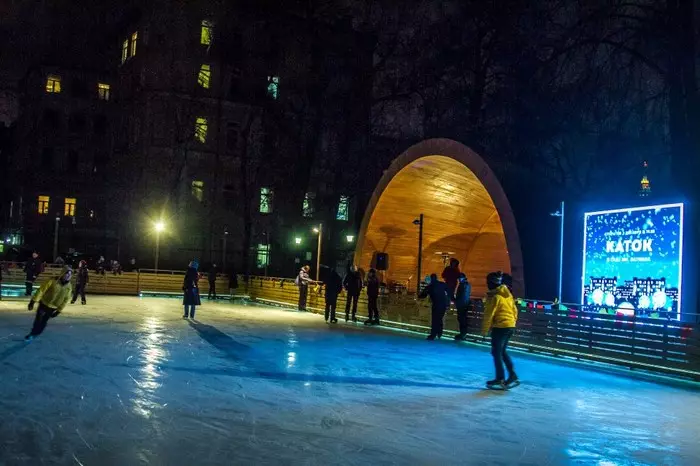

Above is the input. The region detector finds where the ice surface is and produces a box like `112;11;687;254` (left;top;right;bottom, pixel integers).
1;296;699;465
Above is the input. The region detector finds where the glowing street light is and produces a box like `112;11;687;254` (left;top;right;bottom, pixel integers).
294;237;302;245
346;234;354;243
154;220;166;273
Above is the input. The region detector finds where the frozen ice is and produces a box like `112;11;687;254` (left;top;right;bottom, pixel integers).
1;296;699;465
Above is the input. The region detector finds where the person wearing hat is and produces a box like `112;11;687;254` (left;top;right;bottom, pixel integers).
482;271;519;389
183;260;201;319
71;260;90;305
25;265;73;341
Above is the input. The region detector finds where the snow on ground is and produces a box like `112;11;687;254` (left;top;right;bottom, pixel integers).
0;296;698;465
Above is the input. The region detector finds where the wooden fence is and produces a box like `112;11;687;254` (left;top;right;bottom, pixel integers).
242;275;700;382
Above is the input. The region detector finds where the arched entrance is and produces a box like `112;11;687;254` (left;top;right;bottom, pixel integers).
355;138;524;297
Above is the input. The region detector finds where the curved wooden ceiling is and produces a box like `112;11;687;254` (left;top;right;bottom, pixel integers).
356;155;511;297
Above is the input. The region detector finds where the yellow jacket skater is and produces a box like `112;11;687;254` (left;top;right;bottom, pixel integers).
482;271;519;389
25;266;73;341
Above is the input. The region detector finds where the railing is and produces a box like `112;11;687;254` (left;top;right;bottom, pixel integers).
241;275;700;382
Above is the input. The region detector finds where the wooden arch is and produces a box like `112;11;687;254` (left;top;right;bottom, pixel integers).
354;138;524;297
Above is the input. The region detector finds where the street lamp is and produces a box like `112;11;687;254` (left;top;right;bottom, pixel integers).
346;234;354;243
313;224;322;281
413;214;424;295
550;201;565;303
53;214;60;262
154;221;165;274
294;237;302;245
223;225;229;272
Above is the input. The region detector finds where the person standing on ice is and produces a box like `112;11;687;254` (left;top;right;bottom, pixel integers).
453;273;472;340
343;264;363;322
295;265;312;311
71;260;89;305
441;258;461;298
418;274;451;340
482;271;519;389
25;265;73;341
24;251;42;296
364;268;380;325
183;260;201;319
323;266;342;323
207;263;218;300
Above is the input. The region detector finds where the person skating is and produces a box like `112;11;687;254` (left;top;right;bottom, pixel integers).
343;265;363;322
24;251;42;296
183;260;201;319
418;274;451;340
453;273;472;340
365;268;380;325
295;265;312;311
441;258;461;297
323;267;342;323
207;263;218;300
25;265;73;341
71;260;89;305
228;267;238;299
482;271;519;389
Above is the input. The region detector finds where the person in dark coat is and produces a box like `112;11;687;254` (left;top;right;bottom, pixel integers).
364;268;380;325
343;265;363;322
418;273;451;340
441;258;461;299
453;273;472;340
71;260;90;305
183;260;201;319
24;252;41;296
323;268;342;323
207;263;218;300
296;265;312;311
228;268;238;299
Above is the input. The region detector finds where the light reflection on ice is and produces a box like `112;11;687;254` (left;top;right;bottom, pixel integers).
132;317;167;418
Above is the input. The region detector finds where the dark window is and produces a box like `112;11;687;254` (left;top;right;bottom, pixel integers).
68;150;79;171
223;184;236;205
71;78;87;98
69;113;86;133
42;109;61;129
41;147;54;168
94;115;108;135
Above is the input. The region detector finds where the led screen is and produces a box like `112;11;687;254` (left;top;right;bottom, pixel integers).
582;203;683;319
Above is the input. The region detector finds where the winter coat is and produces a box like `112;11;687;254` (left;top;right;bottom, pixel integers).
25;258;41;281
229;272;238;289
419;280;451;311
324;272;343;301
208;268;217;283
76;267;89;286
454;281;471;309
182;267;201;306
441;265;461;295
366;276;380;298
481;285;518;335
343;270;363;295
296;268;311;287
33;277;72;312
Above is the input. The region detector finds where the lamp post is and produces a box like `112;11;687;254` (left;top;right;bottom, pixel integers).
550;201;565;303
413;214;424;295
313;224;322;281
53;214;60;262
223;225;229;272
154;221;165;274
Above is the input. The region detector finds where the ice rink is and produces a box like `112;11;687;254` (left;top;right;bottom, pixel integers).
1;296;699;465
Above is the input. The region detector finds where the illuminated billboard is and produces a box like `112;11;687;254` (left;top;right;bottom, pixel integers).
582;203;684;319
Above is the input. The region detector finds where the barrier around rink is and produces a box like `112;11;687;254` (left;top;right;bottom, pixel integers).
241;275;700;382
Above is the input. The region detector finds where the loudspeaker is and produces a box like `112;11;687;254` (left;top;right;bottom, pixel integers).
375;252;389;271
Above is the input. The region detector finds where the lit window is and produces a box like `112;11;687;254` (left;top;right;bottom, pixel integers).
191;180;204;202
46;75;61;93
97;83;110;101
336;195;349;221
64;198;77;217
38;196;50;215
121;39;129;64
201;20;214;45
259;187;273;214
256;244;270;268
302;192;315;218
267;76;279;99
194;117;208;143
198;64;211;89
130;32;138;57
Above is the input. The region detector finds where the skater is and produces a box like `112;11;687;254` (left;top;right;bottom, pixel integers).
295;265;312;311
482;271;519;389
453;273;472;340
323;267;342;323
441;258;461;297
25;265;73;341
418;274;450;340
207;263;218;300
71;260;89;305
96;256;106;275
183;260;201;318
228;267;238;299
343;264;363;322
24;251;42;296
365;268;380;325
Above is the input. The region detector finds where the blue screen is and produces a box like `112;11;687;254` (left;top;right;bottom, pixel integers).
582;203;684;319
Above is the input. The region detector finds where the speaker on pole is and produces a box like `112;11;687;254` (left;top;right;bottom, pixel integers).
375;252;389;271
